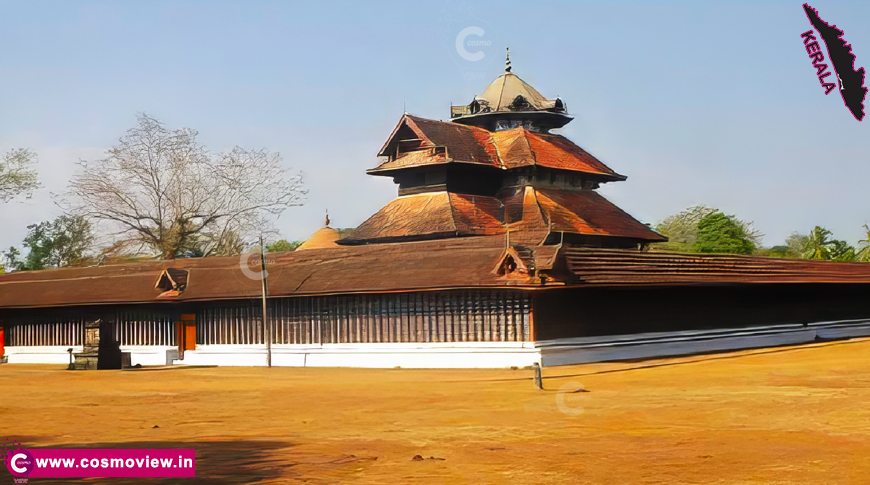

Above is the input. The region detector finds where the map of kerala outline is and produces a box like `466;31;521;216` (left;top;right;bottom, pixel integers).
803;3;867;121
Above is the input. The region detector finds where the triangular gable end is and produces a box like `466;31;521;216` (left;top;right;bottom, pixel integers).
377;115;434;157
493;246;531;276
154;268;190;295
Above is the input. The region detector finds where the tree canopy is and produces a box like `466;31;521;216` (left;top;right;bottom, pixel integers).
803;226;834;260
654;205;761;254
64;114;306;259
857;224;870;262
0;148;40;202
267;239;301;252
693;212;756;255
3;215;94;271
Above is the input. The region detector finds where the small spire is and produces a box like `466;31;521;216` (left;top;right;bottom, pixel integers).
505;46;512;73
324;209;331;228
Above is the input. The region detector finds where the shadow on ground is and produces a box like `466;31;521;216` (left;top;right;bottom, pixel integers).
29;439;296;484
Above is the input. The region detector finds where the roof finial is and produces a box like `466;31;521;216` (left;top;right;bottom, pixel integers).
505;46;512;73
325;209;331;228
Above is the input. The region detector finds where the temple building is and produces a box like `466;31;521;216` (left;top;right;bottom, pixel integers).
2;59;870;368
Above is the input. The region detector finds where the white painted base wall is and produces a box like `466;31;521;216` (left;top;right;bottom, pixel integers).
5;320;870;368
3;345;177;367
177;342;541;368
3;346;83;365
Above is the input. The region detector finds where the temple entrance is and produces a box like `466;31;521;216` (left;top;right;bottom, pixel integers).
177;314;196;360
73;317;122;370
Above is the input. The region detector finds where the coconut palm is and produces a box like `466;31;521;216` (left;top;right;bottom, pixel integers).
803;226;834;260
857;224;870;262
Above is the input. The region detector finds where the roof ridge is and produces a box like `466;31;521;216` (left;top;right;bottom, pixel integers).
446;192;461;233
495;74;508;111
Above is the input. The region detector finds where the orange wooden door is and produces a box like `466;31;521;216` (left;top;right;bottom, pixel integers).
184;323;196;351
181;314;196;352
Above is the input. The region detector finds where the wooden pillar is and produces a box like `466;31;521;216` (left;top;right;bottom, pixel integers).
0;319;5;360
528;294;536;342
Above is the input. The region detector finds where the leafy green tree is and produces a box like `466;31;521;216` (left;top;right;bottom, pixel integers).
267;239;301;252
693;212;756;255
0;148;40;202
830;240;856;262
2;215;94;271
803;226;834;260
654;205;718;252
655;205;761;253
767;245;789;257
857;224;870;262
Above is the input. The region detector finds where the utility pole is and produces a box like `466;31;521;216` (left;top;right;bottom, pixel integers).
260;234;271;368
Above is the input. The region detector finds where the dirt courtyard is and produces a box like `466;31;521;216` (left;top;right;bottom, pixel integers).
2;339;869;484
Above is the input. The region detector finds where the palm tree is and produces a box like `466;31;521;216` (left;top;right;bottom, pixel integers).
857;224;870;262
803;226;834;260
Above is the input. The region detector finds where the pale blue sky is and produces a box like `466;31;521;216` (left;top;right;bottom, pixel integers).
1;0;868;252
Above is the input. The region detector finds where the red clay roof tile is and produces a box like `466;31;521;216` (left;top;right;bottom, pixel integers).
342;192;505;243
372;115;623;179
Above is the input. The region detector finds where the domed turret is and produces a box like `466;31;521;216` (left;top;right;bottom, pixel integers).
450;49;572;133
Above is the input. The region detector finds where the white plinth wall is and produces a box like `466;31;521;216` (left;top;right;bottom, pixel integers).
5;320;870;368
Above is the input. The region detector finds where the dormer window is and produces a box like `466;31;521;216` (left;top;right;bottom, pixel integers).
155;268;189;299
509;95;531;111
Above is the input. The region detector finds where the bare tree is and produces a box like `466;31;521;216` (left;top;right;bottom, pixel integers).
65;114;305;259
0;148;40;202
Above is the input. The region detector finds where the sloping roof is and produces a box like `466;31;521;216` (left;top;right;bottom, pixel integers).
491;129;625;178
5;241;870;310
342;192;505;243
565;248;870;286
534;189;667;242
376;115;496;165
371;115;623;179
476;73;557;111
0;237;536;309
297;227;341;251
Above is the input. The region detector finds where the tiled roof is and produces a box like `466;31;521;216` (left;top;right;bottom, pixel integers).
371;115;623;179
565;248;870;286
342;192;505;243
534;189;666;242
0;237;535;309
372;150;449;171
6;240;870;310
375;115;496;167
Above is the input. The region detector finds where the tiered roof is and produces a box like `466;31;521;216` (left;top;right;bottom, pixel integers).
371;115;624;180
343;192;505;243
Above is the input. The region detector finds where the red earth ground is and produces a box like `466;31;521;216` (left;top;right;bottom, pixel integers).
1;339;869;484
